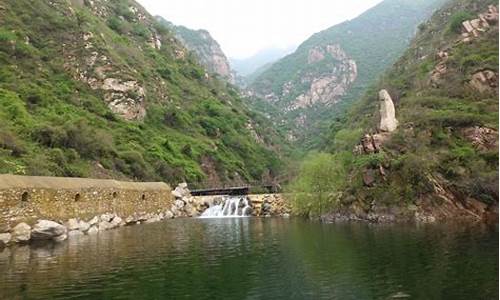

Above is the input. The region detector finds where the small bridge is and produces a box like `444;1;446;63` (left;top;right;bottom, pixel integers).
190;183;280;196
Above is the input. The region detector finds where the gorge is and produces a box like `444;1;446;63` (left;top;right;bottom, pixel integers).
0;0;498;298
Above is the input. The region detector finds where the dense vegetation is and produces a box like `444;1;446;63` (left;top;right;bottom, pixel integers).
248;0;448;150
0;0;287;186
290;0;499;217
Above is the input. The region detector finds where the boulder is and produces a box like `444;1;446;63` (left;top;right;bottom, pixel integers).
379;89;398;132
88;216;99;226
172;183;191;199
174;199;185;209
66;218;80;231
184;204;199;217
78;220;91;233
12;223;31;243
98;221;114;231
362;169;376;187
100;213;114;223
53;233;68;242
110;216;123;227
145;215;161;223
164;210;174;219
0;233;11;247
125;215;137;225
31;220;67;241
87;226;99;235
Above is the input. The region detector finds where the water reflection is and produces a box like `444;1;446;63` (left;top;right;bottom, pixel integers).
0;219;497;299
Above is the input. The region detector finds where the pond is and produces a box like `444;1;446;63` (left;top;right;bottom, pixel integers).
0;218;497;299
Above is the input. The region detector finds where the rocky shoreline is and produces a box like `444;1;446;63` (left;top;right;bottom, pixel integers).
0;183;291;249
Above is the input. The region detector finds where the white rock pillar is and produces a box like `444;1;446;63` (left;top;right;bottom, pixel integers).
379;89;398;132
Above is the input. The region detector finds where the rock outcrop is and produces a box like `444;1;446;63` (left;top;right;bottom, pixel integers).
354;133;391;155
469;69;498;94
461;126;498;151
461;5;498;42
378;90;398;132
31;220;68;242
156;17;233;82
288;44;358;110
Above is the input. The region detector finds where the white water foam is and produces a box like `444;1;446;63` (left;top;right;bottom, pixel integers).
199;196;252;218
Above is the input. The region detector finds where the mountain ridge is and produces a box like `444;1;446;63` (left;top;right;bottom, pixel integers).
249;0;448;149
0;0;285;186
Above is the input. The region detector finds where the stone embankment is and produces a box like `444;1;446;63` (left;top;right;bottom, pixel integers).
0;174;175;248
0;175;291;249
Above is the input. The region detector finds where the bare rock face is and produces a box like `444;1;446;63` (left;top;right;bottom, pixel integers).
289;44;357;110
354;133;391;155
461;5;498;41
100;78;146;121
378;89;398;132
469;70;498;94
461;126;498;151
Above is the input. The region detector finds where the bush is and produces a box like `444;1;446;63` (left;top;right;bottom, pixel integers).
448;11;474;34
288;152;352;217
0;127;26;157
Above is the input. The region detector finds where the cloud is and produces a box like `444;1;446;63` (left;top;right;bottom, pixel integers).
137;0;383;59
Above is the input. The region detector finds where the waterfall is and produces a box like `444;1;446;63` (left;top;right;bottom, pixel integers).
200;196;252;218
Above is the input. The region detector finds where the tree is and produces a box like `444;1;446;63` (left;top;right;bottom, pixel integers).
288;152;351;217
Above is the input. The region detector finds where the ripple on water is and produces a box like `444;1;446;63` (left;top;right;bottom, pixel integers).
0;219;497;299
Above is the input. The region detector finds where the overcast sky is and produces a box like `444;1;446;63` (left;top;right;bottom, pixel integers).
137;0;383;59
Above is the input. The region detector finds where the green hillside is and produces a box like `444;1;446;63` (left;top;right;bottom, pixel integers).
291;0;499;221
249;0;448;149
0;0;286;186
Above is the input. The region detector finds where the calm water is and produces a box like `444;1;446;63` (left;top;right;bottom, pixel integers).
0;218;497;299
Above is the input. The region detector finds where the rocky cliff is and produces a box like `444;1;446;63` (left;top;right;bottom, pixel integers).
155;16;233;82
325;0;498;223
248;0;448;148
0;0;285;185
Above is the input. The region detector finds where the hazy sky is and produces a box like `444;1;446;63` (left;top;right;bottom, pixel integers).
137;0;383;59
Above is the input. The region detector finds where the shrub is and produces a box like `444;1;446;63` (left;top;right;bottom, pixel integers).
288;152;351;217
448;11;474;34
132;24;150;39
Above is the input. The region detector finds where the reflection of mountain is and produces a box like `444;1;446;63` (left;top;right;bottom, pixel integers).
1;219;497;299
230;46;296;77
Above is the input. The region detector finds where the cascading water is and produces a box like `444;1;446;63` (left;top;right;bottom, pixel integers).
200;196;252;218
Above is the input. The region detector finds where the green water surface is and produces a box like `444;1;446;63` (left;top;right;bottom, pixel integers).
0;218;497;299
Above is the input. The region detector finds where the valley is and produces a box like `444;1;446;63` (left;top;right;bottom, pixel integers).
0;0;498;298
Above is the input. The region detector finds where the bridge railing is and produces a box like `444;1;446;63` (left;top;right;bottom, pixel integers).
188;182;281;196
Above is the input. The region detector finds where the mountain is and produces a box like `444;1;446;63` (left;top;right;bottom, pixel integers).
230;46;295;78
293;0;499;221
249;0;448;149
0;0;286;186
155;16;233;82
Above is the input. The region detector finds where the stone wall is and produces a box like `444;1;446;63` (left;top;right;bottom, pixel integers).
0;175;172;231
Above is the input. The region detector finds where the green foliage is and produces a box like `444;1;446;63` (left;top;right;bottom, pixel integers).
0;0;287;185
248;0;448;149
297;0;500;212
332;128;363;151
448;11;474;34
288;152;352;217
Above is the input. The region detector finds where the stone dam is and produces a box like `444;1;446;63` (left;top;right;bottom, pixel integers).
0;174;290;247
